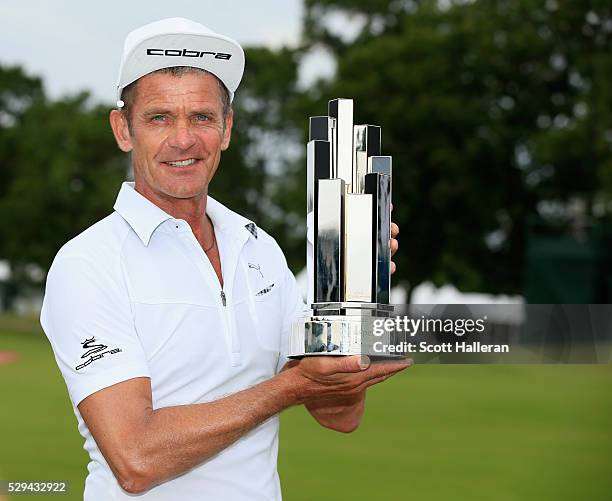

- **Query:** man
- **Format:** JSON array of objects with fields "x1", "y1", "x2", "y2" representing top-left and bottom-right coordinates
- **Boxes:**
[{"x1": 41, "y1": 18, "x2": 408, "y2": 500}]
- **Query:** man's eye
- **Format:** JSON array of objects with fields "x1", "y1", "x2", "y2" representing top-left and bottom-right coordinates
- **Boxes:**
[
  {"x1": 194, "y1": 114, "x2": 210, "y2": 122},
  {"x1": 151, "y1": 115, "x2": 166, "y2": 122}
]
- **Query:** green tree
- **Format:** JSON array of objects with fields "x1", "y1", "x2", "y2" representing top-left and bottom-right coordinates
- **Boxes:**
[
  {"x1": 0, "y1": 90, "x2": 126, "y2": 272},
  {"x1": 0, "y1": 65, "x2": 47, "y2": 307},
  {"x1": 301, "y1": 0, "x2": 612, "y2": 297},
  {"x1": 0, "y1": 66, "x2": 44, "y2": 221}
]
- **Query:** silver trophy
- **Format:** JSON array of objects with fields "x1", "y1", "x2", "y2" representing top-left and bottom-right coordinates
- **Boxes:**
[{"x1": 289, "y1": 98, "x2": 403, "y2": 358}]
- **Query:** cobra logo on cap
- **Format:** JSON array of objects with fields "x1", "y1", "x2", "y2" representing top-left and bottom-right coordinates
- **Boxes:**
[{"x1": 146, "y1": 48, "x2": 232, "y2": 60}]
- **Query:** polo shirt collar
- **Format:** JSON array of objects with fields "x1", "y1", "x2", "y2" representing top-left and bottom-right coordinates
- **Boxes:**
[
  {"x1": 205, "y1": 195, "x2": 259, "y2": 243},
  {"x1": 114, "y1": 182, "x2": 172, "y2": 246},
  {"x1": 113, "y1": 182, "x2": 258, "y2": 246}
]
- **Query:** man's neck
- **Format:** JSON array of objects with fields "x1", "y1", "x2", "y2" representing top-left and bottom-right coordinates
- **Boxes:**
[{"x1": 134, "y1": 182, "x2": 214, "y2": 246}]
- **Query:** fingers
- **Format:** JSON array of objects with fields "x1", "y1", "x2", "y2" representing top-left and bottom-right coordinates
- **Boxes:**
[
  {"x1": 353, "y1": 359, "x2": 413, "y2": 393},
  {"x1": 390, "y1": 237, "x2": 398, "y2": 256},
  {"x1": 350, "y1": 359, "x2": 411, "y2": 390},
  {"x1": 390, "y1": 222, "x2": 399, "y2": 274},
  {"x1": 363, "y1": 358, "x2": 412, "y2": 381},
  {"x1": 339, "y1": 355, "x2": 370, "y2": 372},
  {"x1": 301, "y1": 355, "x2": 369, "y2": 376},
  {"x1": 313, "y1": 355, "x2": 407, "y2": 377},
  {"x1": 354, "y1": 374, "x2": 391, "y2": 393},
  {"x1": 295, "y1": 356, "x2": 412, "y2": 399}
]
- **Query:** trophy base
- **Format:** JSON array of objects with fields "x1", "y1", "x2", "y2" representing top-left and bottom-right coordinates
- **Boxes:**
[{"x1": 288, "y1": 303, "x2": 407, "y2": 359}]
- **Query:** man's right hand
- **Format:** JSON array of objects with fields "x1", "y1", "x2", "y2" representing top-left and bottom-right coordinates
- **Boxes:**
[{"x1": 282, "y1": 355, "x2": 412, "y2": 405}]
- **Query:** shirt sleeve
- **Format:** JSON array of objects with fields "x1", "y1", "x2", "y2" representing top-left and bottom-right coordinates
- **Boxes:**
[
  {"x1": 40, "y1": 255, "x2": 151, "y2": 407},
  {"x1": 276, "y1": 266, "x2": 307, "y2": 373}
]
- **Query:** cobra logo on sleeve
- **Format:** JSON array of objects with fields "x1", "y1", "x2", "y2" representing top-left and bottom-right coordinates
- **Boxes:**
[{"x1": 75, "y1": 337, "x2": 122, "y2": 371}]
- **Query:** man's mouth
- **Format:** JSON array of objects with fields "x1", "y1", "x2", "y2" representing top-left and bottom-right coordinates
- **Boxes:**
[{"x1": 163, "y1": 158, "x2": 198, "y2": 167}]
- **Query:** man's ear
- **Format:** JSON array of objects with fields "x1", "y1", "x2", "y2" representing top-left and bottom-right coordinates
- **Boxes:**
[
  {"x1": 220, "y1": 109, "x2": 233, "y2": 151},
  {"x1": 109, "y1": 110, "x2": 133, "y2": 152}
]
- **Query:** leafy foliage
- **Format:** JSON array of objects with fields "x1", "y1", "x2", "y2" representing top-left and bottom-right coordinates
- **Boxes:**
[
  {"x1": 1, "y1": 0, "x2": 611, "y2": 302},
  {"x1": 0, "y1": 89, "x2": 126, "y2": 271},
  {"x1": 302, "y1": 0, "x2": 612, "y2": 295}
]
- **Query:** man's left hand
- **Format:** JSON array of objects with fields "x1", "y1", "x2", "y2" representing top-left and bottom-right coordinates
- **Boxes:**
[{"x1": 391, "y1": 221, "x2": 399, "y2": 274}]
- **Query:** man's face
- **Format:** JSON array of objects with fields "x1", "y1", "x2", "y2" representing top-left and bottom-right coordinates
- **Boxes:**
[{"x1": 110, "y1": 71, "x2": 232, "y2": 203}]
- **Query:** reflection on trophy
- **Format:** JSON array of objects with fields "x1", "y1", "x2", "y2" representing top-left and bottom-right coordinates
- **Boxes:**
[{"x1": 289, "y1": 98, "x2": 404, "y2": 358}]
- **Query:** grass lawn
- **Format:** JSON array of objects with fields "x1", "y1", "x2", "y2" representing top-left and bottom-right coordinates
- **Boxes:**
[{"x1": 1, "y1": 316, "x2": 611, "y2": 500}]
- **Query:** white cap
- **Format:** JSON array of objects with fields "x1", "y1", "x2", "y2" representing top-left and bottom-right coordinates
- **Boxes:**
[{"x1": 116, "y1": 17, "x2": 245, "y2": 107}]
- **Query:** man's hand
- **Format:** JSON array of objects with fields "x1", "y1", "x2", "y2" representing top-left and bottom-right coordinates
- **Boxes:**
[
  {"x1": 287, "y1": 355, "x2": 410, "y2": 401},
  {"x1": 391, "y1": 202, "x2": 399, "y2": 274},
  {"x1": 283, "y1": 355, "x2": 412, "y2": 432},
  {"x1": 391, "y1": 221, "x2": 399, "y2": 274}
]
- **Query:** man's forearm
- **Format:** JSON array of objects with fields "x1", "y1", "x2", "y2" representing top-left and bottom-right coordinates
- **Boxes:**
[
  {"x1": 118, "y1": 370, "x2": 298, "y2": 493},
  {"x1": 85, "y1": 355, "x2": 409, "y2": 494}
]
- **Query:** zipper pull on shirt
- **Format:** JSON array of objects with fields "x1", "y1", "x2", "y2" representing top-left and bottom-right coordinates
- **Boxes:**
[{"x1": 220, "y1": 290, "x2": 227, "y2": 306}]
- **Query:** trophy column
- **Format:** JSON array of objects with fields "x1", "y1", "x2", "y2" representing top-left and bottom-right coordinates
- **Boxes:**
[{"x1": 291, "y1": 98, "x2": 403, "y2": 358}]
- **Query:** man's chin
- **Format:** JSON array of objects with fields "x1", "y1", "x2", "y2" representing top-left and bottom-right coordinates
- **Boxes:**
[
  {"x1": 163, "y1": 185, "x2": 207, "y2": 200},
  {"x1": 137, "y1": 183, "x2": 207, "y2": 204}
]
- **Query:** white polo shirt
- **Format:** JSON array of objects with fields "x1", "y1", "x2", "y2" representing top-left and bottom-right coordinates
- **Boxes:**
[{"x1": 40, "y1": 182, "x2": 304, "y2": 501}]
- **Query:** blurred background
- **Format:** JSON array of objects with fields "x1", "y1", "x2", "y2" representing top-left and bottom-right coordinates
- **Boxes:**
[{"x1": 0, "y1": 1, "x2": 611, "y2": 500}]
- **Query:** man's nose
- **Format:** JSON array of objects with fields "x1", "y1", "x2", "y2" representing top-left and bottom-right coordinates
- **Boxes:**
[{"x1": 167, "y1": 122, "x2": 197, "y2": 150}]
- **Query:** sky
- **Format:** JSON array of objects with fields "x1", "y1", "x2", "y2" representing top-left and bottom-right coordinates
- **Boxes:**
[{"x1": 0, "y1": 0, "x2": 313, "y2": 104}]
